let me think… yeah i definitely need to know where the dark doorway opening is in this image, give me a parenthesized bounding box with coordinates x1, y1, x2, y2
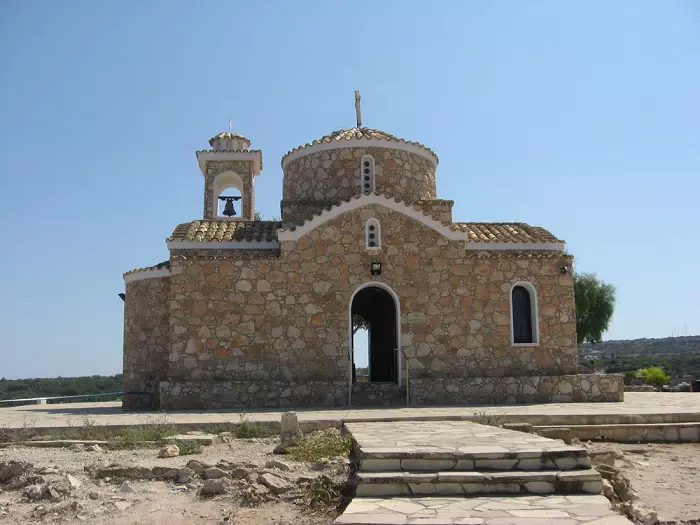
(351, 286, 398, 383)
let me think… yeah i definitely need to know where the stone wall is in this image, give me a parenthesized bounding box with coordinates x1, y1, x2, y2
(163, 203, 580, 409)
(409, 374, 624, 405)
(159, 379, 346, 410)
(279, 199, 335, 226)
(123, 275, 170, 409)
(202, 159, 254, 220)
(415, 200, 454, 223)
(281, 147, 436, 224)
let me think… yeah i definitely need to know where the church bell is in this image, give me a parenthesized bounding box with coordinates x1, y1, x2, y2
(223, 199, 236, 217)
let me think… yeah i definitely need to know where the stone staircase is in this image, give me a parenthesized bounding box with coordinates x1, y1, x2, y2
(354, 446, 602, 497)
(335, 420, 630, 525)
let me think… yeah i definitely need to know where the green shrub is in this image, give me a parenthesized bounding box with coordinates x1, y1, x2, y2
(287, 429, 352, 462)
(234, 414, 273, 439)
(638, 366, 669, 387)
(304, 474, 343, 509)
(177, 440, 203, 455)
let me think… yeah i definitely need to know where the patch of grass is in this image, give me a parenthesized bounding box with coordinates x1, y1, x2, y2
(471, 410, 505, 428)
(0, 418, 37, 442)
(287, 429, 353, 462)
(304, 475, 343, 510)
(58, 413, 177, 449)
(177, 440, 203, 455)
(234, 414, 273, 439)
(199, 422, 237, 435)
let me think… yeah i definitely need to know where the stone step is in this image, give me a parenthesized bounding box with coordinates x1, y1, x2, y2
(334, 494, 633, 525)
(354, 469, 602, 498)
(533, 422, 700, 443)
(359, 446, 591, 472)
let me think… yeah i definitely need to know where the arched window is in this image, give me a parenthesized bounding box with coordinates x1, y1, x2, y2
(511, 283, 538, 345)
(360, 155, 375, 194)
(365, 218, 381, 249)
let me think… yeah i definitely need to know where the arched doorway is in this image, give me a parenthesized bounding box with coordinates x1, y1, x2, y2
(349, 284, 400, 385)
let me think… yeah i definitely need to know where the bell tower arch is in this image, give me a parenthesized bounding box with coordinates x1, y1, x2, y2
(196, 131, 263, 220)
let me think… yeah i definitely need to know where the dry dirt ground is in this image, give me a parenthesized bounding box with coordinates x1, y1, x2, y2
(585, 441, 700, 524)
(0, 437, 343, 525)
(1, 436, 699, 525)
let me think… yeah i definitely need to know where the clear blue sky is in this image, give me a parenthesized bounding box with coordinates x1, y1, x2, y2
(1, 1, 698, 379)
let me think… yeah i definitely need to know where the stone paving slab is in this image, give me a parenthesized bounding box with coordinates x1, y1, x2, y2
(1, 393, 699, 430)
(334, 495, 633, 524)
(346, 420, 587, 458)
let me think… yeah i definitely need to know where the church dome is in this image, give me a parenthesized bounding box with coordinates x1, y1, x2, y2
(208, 131, 251, 151)
(281, 127, 438, 167)
(280, 126, 439, 224)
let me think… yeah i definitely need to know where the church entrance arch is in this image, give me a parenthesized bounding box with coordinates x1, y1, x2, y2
(348, 282, 401, 393)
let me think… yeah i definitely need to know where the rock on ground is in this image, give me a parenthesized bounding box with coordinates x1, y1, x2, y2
(204, 467, 228, 480)
(0, 461, 32, 483)
(257, 473, 294, 494)
(264, 459, 291, 472)
(158, 444, 180, 458)
(200, 478, 229, 497)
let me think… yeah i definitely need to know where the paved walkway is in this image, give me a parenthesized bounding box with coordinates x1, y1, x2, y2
(347, 420, 581, 457)
(1, 393, 699, 430)
(336, 495, 632, 524)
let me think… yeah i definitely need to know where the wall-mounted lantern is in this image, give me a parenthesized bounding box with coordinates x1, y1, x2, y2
(370, 261, 382, 276)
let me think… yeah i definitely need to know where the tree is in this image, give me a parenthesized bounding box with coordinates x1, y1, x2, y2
(352, 314, 369, 335)
(254, 210, 282, 221)
(638, 366, 669, 387)
(574, 272, 616, 344)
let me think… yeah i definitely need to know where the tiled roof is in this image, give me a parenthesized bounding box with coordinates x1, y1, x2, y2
(123, 260, 170, 277)
(281, 127, 438, 164)
(453, 223, 563, 244)
(208, 131, 250, 146)
(279, 193, 443, 233)
(168, 220, 282, 243)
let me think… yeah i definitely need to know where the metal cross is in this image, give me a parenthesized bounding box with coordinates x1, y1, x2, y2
(355, 90, 362, 128)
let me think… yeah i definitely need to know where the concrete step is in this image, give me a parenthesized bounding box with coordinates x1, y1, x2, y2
(359, 446, 591, 472)
(533, 422, 700, 443)
(355, 469, 602, 497)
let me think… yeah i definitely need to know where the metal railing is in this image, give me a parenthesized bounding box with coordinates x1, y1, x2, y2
(0, 392, 122, 407)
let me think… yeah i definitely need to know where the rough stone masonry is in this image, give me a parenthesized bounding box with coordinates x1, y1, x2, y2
(122, 121, 623, 409)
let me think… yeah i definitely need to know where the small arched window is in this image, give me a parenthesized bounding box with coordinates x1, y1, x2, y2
(511, 283, 538, 345)
(360, 155, 375, 194)
(365, 218, 381, 249)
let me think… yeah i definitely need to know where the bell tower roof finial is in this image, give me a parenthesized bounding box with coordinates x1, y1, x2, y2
(355, 90, 362, 128)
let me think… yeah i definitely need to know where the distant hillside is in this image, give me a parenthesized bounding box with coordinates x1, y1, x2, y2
(579, 336, 700, 383)
(0, 375, 122, 402)
(580, 335, 700, 358)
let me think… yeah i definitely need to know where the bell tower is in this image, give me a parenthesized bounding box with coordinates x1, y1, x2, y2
(196, 131, 263, 220)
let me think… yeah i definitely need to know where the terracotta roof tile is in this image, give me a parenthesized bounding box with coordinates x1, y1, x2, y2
(453, 222, 563, 244)
(168, 220, 282, 243)
(123, 260, 170, 277)
(281, 127, 438, 165)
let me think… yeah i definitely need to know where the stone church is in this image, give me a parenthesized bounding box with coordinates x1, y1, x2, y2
(122, 101, 623, 409)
